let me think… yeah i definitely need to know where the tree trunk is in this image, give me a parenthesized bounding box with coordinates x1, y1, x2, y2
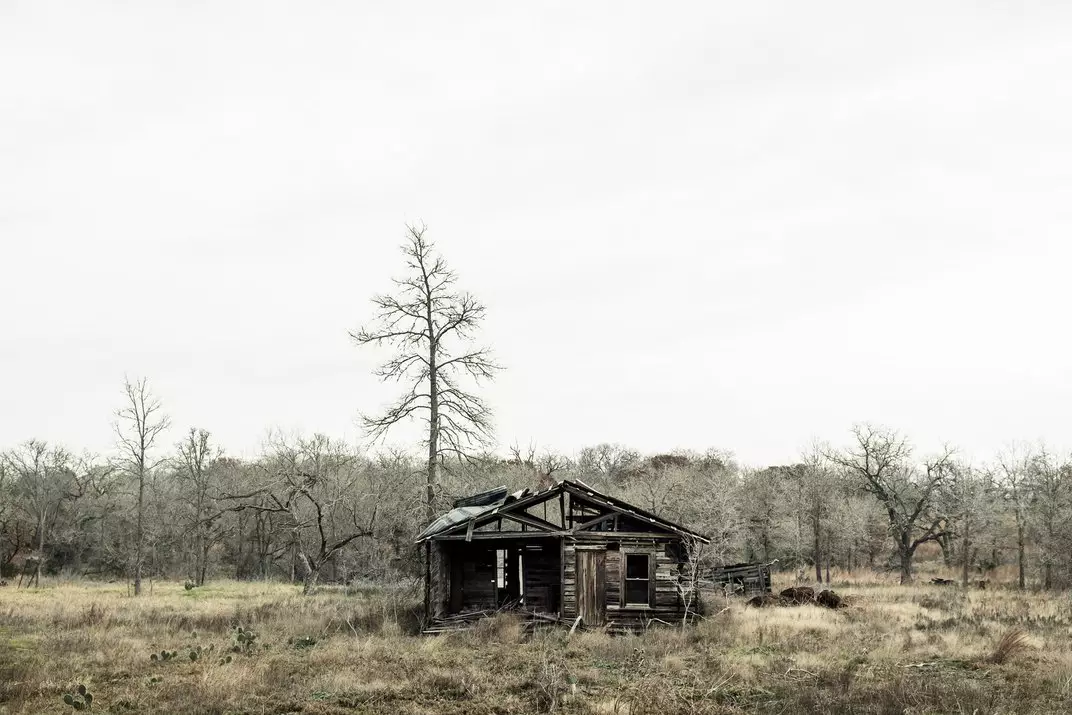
(937, 533, 953, 568)
(34, 514, 45, 587)
(426, 328, 438, 524)
(299, 553, 319, 595)
(198, 540, 209, 587)
(1017, 522, 1026, 589)
(134, 462, 144, 596)
(898, 536, 914, 584)
(425, 336, 438, 620)
(813, 524, 822, 582)
(302, 570, 319, 595)
(960, 526, 971, 587)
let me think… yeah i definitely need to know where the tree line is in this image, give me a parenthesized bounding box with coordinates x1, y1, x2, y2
(2, 423, 1071, 591)
(2, 224, 1070, 592)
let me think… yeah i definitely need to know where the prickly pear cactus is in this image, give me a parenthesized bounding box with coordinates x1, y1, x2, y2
(61, 684, 92, 711)
(232, 625, 258, 653)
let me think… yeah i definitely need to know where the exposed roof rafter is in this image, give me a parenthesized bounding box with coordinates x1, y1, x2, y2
(416, 480, 709, 544)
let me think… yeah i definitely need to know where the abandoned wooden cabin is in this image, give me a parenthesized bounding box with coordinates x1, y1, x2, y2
(416, 480, 710, 632)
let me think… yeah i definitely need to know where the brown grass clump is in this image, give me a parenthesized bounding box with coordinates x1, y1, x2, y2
(988, 627, 1032, 664)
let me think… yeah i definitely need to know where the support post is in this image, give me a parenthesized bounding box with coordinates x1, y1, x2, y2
(424, 542, 431, 623)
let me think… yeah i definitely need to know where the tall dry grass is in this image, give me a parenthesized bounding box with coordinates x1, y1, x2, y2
(1, 575, 1071, 713)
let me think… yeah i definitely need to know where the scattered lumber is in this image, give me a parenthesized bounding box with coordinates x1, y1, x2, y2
(422, 606, 571, 635)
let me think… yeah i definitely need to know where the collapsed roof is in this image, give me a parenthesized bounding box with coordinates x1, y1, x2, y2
(415, 479, 709, 543)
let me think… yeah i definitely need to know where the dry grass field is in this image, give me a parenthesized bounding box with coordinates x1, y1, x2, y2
(2, 573, 1072, 714)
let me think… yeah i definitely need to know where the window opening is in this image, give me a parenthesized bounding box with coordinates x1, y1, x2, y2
(624, 553, 650, 605)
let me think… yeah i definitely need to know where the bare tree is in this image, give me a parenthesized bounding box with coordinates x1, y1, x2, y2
(676, 535, 706, 627)
(828, 424, 954, 584)
(0, 460, 18, 570)
(233, 433, 379, 594)
(738, 466, 783, 565)
(996, 443, 1034, 588)
(2, 441, 76, 587)
(509, 441, 571, 486)
(943, 462, 999, 586)
(1026, 446, 1072, 589)
(114, 377, 171, 596)
(626, 461, 693, 516)
(575, 443, 643, 489)
(176, 428, 225, 586)
(352, 223, 502, 524)
(783, 446, 837, 583)
(677, 459, 742, 567)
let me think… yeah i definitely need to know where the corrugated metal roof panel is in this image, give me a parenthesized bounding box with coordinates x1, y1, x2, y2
(453, 486, 508, 509)
(416, 502, 503, 540)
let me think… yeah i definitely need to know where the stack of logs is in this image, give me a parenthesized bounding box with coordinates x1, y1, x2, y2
(747, 586, 847, 609)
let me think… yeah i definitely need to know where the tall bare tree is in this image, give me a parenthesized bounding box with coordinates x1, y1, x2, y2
(115, 377, 171, 595)
(829, 424, 954, 583)
(352, 223, 502, 523)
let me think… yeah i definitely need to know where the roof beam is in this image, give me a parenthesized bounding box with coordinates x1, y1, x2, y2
(431, 531, 568, 541)
(561, 483, 709, 542)
(502, 511, 562, 532)
(572, 511, 616, 532)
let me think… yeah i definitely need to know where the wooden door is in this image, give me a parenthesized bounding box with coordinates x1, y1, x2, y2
(575, 549, 606, 626)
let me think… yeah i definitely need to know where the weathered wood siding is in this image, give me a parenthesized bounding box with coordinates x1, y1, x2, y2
(605, 549, 621, 606)
(562, 535, 690, 628)
(575, 547, 607, 625)
(429, 542, 448, 619)
(562, 543, 576, 617)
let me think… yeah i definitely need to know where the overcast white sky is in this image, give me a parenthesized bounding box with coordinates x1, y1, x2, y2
(2, 1, 1070, 466)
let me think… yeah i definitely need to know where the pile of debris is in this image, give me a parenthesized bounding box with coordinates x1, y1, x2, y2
(931, 577, 989, 589)
(422, 607, 567, 634)
(747, 586, 847, 609)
